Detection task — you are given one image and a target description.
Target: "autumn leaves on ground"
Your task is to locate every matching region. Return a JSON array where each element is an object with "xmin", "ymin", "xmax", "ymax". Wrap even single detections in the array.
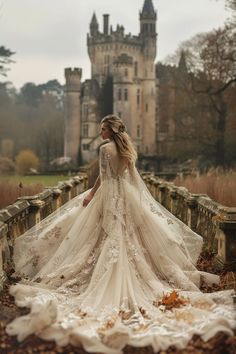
[{"xmin": 0, "ymin": 251, "xmax": 235, "ymax": 354}]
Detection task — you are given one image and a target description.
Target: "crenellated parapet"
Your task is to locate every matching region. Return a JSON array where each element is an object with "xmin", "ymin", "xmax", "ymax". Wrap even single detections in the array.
[{"xmin": 64, "ymin": 67, "xmax": 82, "ymax": 92}]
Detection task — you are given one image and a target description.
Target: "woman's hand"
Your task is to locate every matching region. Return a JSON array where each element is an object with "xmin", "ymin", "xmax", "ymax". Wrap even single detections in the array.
[{"xmin": 83, "ymin": 193, "xmax": 93, "ymax": 207}]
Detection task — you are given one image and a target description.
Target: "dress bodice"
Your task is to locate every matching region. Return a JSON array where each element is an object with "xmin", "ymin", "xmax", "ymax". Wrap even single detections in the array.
[{"xmin": 100, "ymin": 141, "xmax": 130, "ymax": 181}]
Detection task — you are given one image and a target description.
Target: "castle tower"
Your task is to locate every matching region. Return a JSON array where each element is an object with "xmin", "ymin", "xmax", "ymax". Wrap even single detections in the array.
[
  {"xmin": 139, "ymin": 0, "xmax": 157, "ymax": 154},
  {"xmin": 64, "ymin": 0, "xmax": 158, "ymax": 164},
  {"xmin": 64, "ymin": 68, "xmax": 82, "ymax": 163}
]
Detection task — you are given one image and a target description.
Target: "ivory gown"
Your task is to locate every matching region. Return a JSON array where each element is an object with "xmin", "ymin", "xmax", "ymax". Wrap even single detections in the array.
[{"xmin": 6, "ymin": 141, "xmax": 235, "ymax": 353}]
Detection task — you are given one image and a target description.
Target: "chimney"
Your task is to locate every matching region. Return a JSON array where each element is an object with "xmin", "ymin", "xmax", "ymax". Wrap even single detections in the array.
[{"xmin": 103, "ymin": 14, "xmax": 109, "ymax": 35}]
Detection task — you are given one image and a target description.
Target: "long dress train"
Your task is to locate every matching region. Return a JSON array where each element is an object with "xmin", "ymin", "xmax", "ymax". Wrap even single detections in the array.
[{"xmin": 6, "ymin": 141, "xmax": 235, "ymax": 353}]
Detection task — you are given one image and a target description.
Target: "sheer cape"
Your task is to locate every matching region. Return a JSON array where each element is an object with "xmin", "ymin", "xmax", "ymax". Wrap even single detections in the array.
[{"xmin": 6, "ymin": 141, "xmax": 235, "ymax": 353}]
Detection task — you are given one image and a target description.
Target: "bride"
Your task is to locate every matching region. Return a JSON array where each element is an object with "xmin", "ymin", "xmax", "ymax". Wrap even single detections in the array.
[{"xmin": 6, "ymin": 115, "xmax": 235, "ymax": 353}]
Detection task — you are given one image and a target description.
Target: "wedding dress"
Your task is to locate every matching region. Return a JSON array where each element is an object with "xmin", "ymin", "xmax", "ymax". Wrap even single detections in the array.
[{"xmin": 6, "ymin": 141, "xmax": 235, "ymax": 353}]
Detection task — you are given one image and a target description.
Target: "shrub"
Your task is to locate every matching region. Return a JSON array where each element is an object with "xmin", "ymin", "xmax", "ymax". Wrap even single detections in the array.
[{"xmin": 15, "ymin": 149, "xmax": 40, "ymax": 175}]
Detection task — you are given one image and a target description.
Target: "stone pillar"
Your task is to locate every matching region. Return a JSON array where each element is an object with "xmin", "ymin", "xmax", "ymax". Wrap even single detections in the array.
[
  {"xmin": 186, "ymin": 196, "xmax": 198, "ymax": 231},
  {"xmin": 214, "ymin": 208, "xmax": 236, "ymax": 270},
  {"xmin": 28, "ymin": 199, "xmax": 46, "ymax": 228},
  {"xmin": 0, "ymin": 222, "xmax": 9, "ymax": 290}
]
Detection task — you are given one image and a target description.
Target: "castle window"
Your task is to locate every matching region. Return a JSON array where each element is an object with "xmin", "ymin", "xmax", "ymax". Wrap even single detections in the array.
[
  {"xmin": 134, "ymin": 61, "xmax": 138, "ymax": 76},
  {"xmin": 118, "ymin": 88, "xmax": 122, "ymax": 101},
  {"xmin": 124, "ymin": 68, "xmax": 128, "ymax": 77},
  {"xmin": 145, "ymin": 146, "xmax": 149, "ymax": 154},
  {"xmin": 83, "ymin": 144, "xmax": 90, "ymax": 151},
  {"xmin": 83, "ymin": 104, "xmax": 89, "ymax": 120},
  {"xmin": 83, "ymin": 124, "xmax": 89, "ymax": 137},
  {"xmin": 124, "ymin": 88, "xmax": 128, "ymax": 101},
  {"xmin": 146, "ymin": 103, "xmax": 148, "ymax": 112},
  {"xmin": 137, "ymin": 89, "xmax": 140, "ymax": 106},
  {"xmin": 137, "ymin": 125, "xmax": 140, "ymax": 138},
  {"xmin": 118, "ymin": 112, "xmax": 122, "ymax": 118},
  {"xmin": 104, "ymin": 55, "xmax": 110, "ymax": 64}
]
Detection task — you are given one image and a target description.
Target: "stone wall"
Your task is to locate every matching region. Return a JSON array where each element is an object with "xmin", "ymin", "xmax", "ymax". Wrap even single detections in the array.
[
  {"xmin": 142, "ymin": 174, "xmax": 236, "ymax": 270},
  {"xmin": 0, "ymin": 174, "xmax": 88, "ymax": 290}
]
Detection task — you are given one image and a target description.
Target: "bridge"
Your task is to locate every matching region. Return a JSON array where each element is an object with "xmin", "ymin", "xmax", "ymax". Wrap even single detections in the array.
[{"xmin": 0, "ymin": 163, "xmax": 236, "ymax": 353}]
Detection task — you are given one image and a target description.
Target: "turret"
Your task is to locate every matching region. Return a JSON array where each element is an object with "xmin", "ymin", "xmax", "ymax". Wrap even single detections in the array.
[
  {"xmin": 90, "ymin": 12, "xmax": 99, "ymax": 36},
  {"xmin": 64, "ymin": 68, "xmax": 82, "ymax": 163},
  {"xmin": 64, "ymin": 67, "xmax": 82, "ymax": 91},
  {"xmin": 139, "ymin": 0, "xmax": 157, "ymax": 37},
  {"xmin": 139, "ymin": 0, "xmax": 157, "ymax": 60}
]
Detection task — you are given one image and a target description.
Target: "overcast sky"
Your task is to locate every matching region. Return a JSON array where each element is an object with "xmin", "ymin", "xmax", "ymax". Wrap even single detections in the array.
[{"xmin": 0, "ymin": 0, "xmax": 229, "ymax": 89}]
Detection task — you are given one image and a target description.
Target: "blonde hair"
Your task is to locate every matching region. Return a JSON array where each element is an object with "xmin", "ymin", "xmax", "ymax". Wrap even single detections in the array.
[{"xmin": 101, "ymin": 114, "xmax": 137, "ymax": 163}]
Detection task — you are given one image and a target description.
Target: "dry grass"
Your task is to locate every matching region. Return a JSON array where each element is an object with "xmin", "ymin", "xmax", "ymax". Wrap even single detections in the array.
[
  {"xmin": 0, "ymin": 181, "xmax": 43, "ymax": 209},
  {"xmin": 174, "ymin": 169, "xmax": 236, "ymax": 207},
  {"xmin": 0, "ymin": 175, "xmax": 71, "ymax": 210}
]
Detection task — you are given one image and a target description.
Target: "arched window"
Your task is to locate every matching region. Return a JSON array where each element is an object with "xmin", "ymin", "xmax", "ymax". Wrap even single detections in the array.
[
  {"xmin": 124, "ymin": 68, "xmax": 128, "ymax": 77},
  {"xmin": 124, "ymin": 88, "xmax": 128, "ymax": 101}
]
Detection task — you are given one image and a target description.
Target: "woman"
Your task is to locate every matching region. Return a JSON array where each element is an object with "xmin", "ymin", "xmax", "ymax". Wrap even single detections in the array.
[{"xmin": 6, "ymin": 115, "xmax": 235, "ymax": 353}]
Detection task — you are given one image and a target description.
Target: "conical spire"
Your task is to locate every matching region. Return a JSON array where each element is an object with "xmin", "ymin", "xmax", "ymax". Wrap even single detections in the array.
[
  {"xmin": 90, "ymin": 12, "xmax": 98, "ymax": 26},
  {"xmin": 141, "ymin": 0, "xmax": 155, "ymax": 16},
  {"xmin": 90, "ymin": 12, "xmax": 99, "ymax": 36}
]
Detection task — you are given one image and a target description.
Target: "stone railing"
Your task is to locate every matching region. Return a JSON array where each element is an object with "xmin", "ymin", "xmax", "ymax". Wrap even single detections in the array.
[
  {"xmin": 80, "ymin": 159, "xmax": 99, "ymax": 188},
  {"xmin": 142, "ymin": 174, "xmax": 236, "ymax": 270},
  {"xmin": 1, "ymin": 170, "xmax": 235, "ymax": 290},
  {"xmin": 0, "ymin": 174, "xmax": 88, "ymax": 290}
]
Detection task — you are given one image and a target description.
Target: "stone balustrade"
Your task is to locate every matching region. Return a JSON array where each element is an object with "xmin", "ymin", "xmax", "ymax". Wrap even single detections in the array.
[
  {"xmin": 142, "ymin": 174, "xmax": 236, "ymax": 270},
  {"xmin": 0, "ymin": 174, "xmax": 88, "ymax": 290},
  {"xmin": 1, "ymin": 170, "xmax": 235, "ymax": 291}
]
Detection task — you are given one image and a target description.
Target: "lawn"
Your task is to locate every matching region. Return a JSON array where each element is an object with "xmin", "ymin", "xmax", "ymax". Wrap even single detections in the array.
[{"xmin": 0, "ymin": 174, "xmax": 71, "ymax": 186}]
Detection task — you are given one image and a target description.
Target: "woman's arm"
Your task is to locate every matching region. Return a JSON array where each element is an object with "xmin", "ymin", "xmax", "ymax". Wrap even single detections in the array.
[{"xmin": 82, "ymin": 176, "xmax": 100, "ymax": 207}]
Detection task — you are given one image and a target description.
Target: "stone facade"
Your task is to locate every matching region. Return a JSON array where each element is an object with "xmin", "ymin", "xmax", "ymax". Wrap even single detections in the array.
[{"xmin": 64, "ymin": 0, "xmax": 158, "ymax": 164}]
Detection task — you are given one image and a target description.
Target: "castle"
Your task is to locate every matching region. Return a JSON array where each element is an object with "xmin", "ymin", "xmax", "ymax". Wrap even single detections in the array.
[{"xmin": 64, "ymin": 0, "xmax": 158, "ymax": 165}]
